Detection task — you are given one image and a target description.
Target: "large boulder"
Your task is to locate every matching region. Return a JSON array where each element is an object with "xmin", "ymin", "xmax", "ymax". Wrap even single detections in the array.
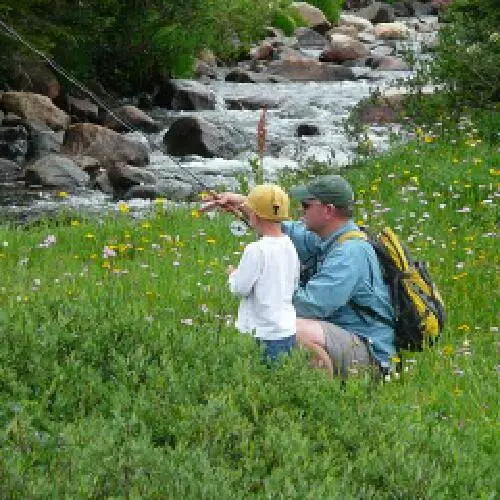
[
  {"xmin": 163, "ymin": 117, "xmax": 226, "ymax": 158},
  {"xmin": 289, "ymin": 2, "xmax": 331, "ymax": 32},
  {"xmin": 374, "ymin": 22, "xmax": 410, "ymax": 40},
  {"xmin": 250, "ymin": 41, "xmax": 274, "ymax": 61},
  {"xmin": 24, "ymin": 154, "xmax": 90, "ymax": 189},
  {"xmin": 61, "ymin": 123, "xmax": 149, "ymax": 169},
  {"xmin": 368, "ymin": 55, "xmax": 410, "ymax": 71},
  {"xmin": 356, "ymin": 2, "xmax": 395, "ymax": 24},
  {"xmin": 0, "ymin": 125, "xmax": 28, "ymax": 163},
  {"xmin": 27, "ymin": 121, "xmax": 64, "ymax": 158},
  {"xmin": 102, "ymin": 105, "xmax": 162, "ymax": 133},
  {"xmin": 107, "ymin": 163, "xmax": 157, "ymax": 194},
  {"xmin": 153, "ymin": 80, "xmax": 216, "ymax": 110},
  {"xmin": 267, "ymin": 50, "xmax": 356, "ymax": 81},
  {"xmin": 321, "ymin": 34, "xmax": 369, "ymax": 63},
  {"xmin": 0, "ymin": 92, "xmax": 70, "ymax": 131},
  {"xmin": 0, "ymin": 158, "xmax": 22, "ymax": 182}
]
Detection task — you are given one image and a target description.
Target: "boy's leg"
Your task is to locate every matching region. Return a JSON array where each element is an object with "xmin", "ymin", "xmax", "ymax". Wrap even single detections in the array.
[
  {"xmin": 258, "ymin": 335, "xmax": 296, "ymax": 364},
  {"xmin": 296, "ymin": 318, "xmax": 372, "ymax": 377}
]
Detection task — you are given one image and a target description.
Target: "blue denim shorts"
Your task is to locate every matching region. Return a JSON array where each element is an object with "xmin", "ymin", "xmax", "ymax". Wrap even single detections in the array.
[{"xmin": 257, "ymin": 335, "xmax": 296, "ymax": 364}]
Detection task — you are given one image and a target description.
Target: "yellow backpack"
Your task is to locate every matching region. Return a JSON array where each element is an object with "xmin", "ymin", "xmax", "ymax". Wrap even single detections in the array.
[{"xmin": 340, "ymin": 227, "xmax": 446, "ymax": 351}]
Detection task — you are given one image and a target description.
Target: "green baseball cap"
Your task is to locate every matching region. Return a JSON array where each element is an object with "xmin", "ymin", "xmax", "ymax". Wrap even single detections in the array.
[{"xmin": 290, "ymin": 175, "xmax": 354, "ymax": 207}]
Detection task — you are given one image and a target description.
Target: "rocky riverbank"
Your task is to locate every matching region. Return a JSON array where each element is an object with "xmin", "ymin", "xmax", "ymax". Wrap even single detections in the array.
[{"xmin": 0, "ymin": 1, "xmax": 443, "ymax": 221}]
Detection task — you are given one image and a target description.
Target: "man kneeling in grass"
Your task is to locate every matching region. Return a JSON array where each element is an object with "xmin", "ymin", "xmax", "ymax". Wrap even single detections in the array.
[
  {"xmin": 226, "ymin": 184, "xmax": 300, "ymax": 364},
  {"xmin": 204, "ymin": 175, "xmax": 396, "ymax": 377}
]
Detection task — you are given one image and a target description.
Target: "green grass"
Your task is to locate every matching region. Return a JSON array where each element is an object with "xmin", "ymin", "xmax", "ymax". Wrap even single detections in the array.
[{"xmin": 0, "ymin": 128, "xmax": 498, "ymax": 497}]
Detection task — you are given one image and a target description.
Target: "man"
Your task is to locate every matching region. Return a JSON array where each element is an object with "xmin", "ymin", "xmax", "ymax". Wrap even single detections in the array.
[{"xmin": 202, "ymin": 175, "xmax": 396, "ymax": 377}]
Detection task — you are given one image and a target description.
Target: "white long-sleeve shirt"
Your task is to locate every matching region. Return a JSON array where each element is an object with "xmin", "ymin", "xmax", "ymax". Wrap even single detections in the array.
[{"xmin": 228, "ymin": 235, "xmax": 300, "ymax": 340}]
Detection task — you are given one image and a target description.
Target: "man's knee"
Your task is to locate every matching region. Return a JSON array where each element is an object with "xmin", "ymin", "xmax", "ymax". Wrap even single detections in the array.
[{"xmin": 296, "ymin": 317, "xmax": 326, "ymax": 347}]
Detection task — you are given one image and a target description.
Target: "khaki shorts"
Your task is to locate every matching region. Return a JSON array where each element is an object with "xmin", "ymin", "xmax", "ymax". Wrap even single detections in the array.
[{"xmin": 319, "ymin": 321, "xmax": 377, "ymax": 378}]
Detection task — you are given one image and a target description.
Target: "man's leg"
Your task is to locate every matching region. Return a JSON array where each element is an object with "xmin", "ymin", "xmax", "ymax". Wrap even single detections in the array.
[
  {"xmin": 296, "ymin": 317, "xmax": 373, "ymax": 377},
  {"xmin": 296, "ymin": 318, "xmax": 334, "ymax": 376}
]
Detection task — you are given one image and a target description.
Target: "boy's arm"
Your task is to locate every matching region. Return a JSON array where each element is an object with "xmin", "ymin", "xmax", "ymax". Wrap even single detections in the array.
[{"xmin": 228, "ymin": 244, "xmax": 262, "ymax": 297}]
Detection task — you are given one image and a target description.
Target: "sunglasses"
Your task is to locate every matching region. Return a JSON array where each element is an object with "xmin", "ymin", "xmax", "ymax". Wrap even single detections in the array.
[{"xmin": 301, "ymin": 199, "xmax": 323, "ymax": 210}]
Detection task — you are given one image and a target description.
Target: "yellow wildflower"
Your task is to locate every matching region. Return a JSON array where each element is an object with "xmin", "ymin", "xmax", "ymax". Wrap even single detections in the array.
[
  {"xmin": 118, "ymin": 202, "xmax": 129, "ymax": 214},
  {"xmin": 457, "ymin": 324, "xmax": 470, "ymax": 332},
  {"xmin": 57, "ymin": 191, "xmax": 68, "ymax": 198},
  {"xmin": 71, "ymin": 220, "xmax": 80, "ymax": 226},
  {"xmin": 489, "ymin": 168, "xmax": 499, "ymax": 176},
  {"xmin": 85, "ymin": 233, "xmax": 95, "ymax": 239},
  {"xmin": 102, "ymin": 261, "xmax": 111, "ymax": 269},
  {"xmin": 141, "ymin": 222, "xmax": 151, "ymax": 229},
  {"xmin": 191, "ymin": 209, "xmax": 201, "ymax": 218},
  {"xmin": 423, "ymin": 136, "xmax": 433, "ymax": 143},
  {"xmin": 442, "ymin": 345, "xmax": 454, "ymax": 357}
]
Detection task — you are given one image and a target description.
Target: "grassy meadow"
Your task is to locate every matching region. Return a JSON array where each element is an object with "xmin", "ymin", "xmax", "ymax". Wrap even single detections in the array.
[{"xmin": 0, "ymin": 124, "xmax": 498, "ymax": 497}]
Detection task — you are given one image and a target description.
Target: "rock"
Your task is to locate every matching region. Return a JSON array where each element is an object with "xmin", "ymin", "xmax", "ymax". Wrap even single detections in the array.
[
  {"xmin": 0, "ymin": 92, "xmax": 70, "ymax": 131},
  {"xmin": 357, "ymin": 31, "xmax": 377, "ymax": 44},
  {"xmin": 296, "ymin": 123, "xmax": 320, "ymax": 136},
  {"xmin": 358, "ymin": 104, "xmax": 400, "ymax": 123},
  {"xmin": 156, "ymin": 178, "xmax": 195, "ymax": 201},
  {"xmin": 66, "ymin": 96, "xmax": 99, "ymax": 123},
  {"xmin": 137, "ymin": 93, "xmax": 154, "ymax": 110},
  {"xmin": 102, "ymin": 105, "xmax": 162, "ymax": 133},
  {"xmin": 321, "ymin": 34, "xmax": 369, "ymax": 63},
  {"xmin": 107, "ymin": 163, "xmax": 157, "ymax": 193},
  {"xmin": 356, "ymin": 2, "xmax": 395, "ymax": 24},
  {"xmin": 374, "ymin": 22, "xmax": 410, "ymax": 40},
  {"xmin": 92, "ymin": 171, "xmax": 114, "ymax": 195},
  {"xmin": 198, "ymin": 48, "xmax": 217, "ymax": 66},
  {"xmin": 339, "ymin": 14, "xmax": 374, "ymax": 32},
  {"xmin": 250, "ymin": 42, "xmax": 274, "ymax": 60},
  {"xmin": 267, "ymin": 51, "xmax": 356, "ymax": 81},
  {"xmin": 163, "ymin": 117, "xmax": 225, "ymax": 158},
  {"xmin": 329, "ymin": 25, "xmax": 360, "ymax": 38},
  {"xmin": 0, "ymin": 125, "xmax": 28, "ymax": 163},
  {"xmin": 294, "ymin": 27, "xmax": 327, "ymax": 48},
  {"xmin": 194, "ymin": 61, "xmax": 218, "ymax": 80},
  {"xmin": 27, "ymin": 121, "xmax": 64, "ymax": 158},
  {"xmin": 24, "ymin": 154, "xmax": 90, "ymax": 188},
  {"xmin": 61, "ymin": 123, "xmax": 149, "ymax": 169},
  {"xmin": 71, "ymin": 155, "xmax": 101, "ymax": 177},
  {"xmin": 153, "ymin": 80, "xmax": 216, "ymax": 110},
  {"xmin": 225, "ymin": 97, "xmax": 280, "ymax": 110},
  {"xmin": 123, "ymin": 184, "xmax": 161, "ymax": 200},
  {"xmin": 393, "ymin": 1, "xmax": 414, "ymax": 17},
  {"xmin": 225, "ymin": 69, "xmax": 262, "ymax": 83},
  {"xmin": 0, "ymin": 158, "xmax": 22, "ymax": 182},
  {"xmin": 368, "ymin": 55, "xmax": 410, "ymax": 71},
  {"xmin": 289, "ymin": 2, "xmax": 331, "ymax": 32},
  {"xmin": 266, "ymin": 27, "xmax": 285, "ymax": 38},
  {"xmin": 10, "ymin": 60, "xmax": 60, "ymax": 99}
]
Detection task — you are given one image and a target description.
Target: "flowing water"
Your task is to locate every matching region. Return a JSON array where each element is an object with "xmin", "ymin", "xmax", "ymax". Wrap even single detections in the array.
[{"xmin": 0, "ymin": 17, "xmax": 437, "ymax": 223}]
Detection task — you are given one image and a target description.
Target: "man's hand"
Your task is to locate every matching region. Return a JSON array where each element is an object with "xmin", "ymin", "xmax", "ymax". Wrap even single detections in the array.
[{"xmin": 200, "ymin": 192, "xmax": 247, "ymax": 214}]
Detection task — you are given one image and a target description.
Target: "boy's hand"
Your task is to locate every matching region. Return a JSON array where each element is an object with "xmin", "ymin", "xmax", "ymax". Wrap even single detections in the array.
[
  {"xmin": 200, "ymin": 192, "xmax": 247, "ymax": 213},
  {"xmin": 226, "ymin": 264, "xmax": 236, "ymax": 275}
]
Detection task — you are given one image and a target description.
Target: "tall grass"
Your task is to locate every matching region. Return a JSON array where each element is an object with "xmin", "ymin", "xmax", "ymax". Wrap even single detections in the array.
[{"xmin": 0, "ymin": 126, "xmax": 498, "ymax": 496}]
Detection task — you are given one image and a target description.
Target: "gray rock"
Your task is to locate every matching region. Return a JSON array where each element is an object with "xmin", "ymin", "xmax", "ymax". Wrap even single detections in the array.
[
  {"xmin": 163, "ymin": 117, "xmax": 226, "ymax": 158},
  {"xmin": 28, "ymin": 121, "xmax": 64, "ymax": 158},
  {"xmin": 0, "ymin": 125, "xmax": 28, "ymax": 163},
  {"xmin": 107, "ymin": 163, "xmax": 157, "ymax": 192},
  {"xmin": 154, "ymin": 80, "xmax": 216, "ymax": 110},
  {"xmin": 24, "ymin": 154, "xmax": 90, "ymax": 188},
  {"xmin": 156, "ymin": 179, "xmax": 195, "ymax": 201},
  {"xmin": 123, "ymin": 184, "xmax": 161, "ymax": 200},
  {"xmin": 66, "ymin": 96, "xmax": 99, "ymax": 123},
  {"xmin": 294, "ymin": 27, "xmax": 327, "ymax": 48},
  {"xmin": 0, "ymin": 158, "xmax": 22, "ymax": 181},
  {"xmin": 92, "ymin": 171, "xmax": 114, "ymax": 195},
  {"xmin": 296, "ymin": 123, "xmax": 320, "ymax": 136},
  {"xmin": 356, "ymin": 2, "xmax": 395, "ymax": 24}
]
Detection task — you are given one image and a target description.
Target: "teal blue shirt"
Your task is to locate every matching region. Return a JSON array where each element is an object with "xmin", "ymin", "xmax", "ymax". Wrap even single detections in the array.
[{"xmin": 282, "ymin": 220, "xmax": 396, "ymax": 367}]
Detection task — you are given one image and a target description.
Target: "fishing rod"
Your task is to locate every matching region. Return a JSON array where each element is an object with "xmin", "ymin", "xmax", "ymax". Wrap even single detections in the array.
[{"xmin": 0, "ymin": 17, "xmax": 217, "ymax": 196}]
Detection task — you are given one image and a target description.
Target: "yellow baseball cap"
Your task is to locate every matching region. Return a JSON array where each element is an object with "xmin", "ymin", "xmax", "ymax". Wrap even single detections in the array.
[{"xmin": 245, "ymin": 184, "xmax": 289, "ymax": 221}]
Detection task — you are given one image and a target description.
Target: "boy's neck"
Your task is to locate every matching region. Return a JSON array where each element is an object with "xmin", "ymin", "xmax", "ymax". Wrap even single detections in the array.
[{"xmin": 258, "ymin": 220, "xmax": 284, "ymax": 237}]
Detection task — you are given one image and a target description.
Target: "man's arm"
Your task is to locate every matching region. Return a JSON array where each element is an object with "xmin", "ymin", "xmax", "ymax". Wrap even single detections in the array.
[
  {"xmin": 293, "ymin": 245, "xmax": 360, "ymax": 319},
  {"xmin": 281, "ymin": 221, "xmax": 321, "ymax": 264}
]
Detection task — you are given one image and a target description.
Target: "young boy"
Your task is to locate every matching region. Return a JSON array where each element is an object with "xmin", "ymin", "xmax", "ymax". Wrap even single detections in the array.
[{"xmin": 226, "ymin": 184, "xmax": 300, "ymax": 363}]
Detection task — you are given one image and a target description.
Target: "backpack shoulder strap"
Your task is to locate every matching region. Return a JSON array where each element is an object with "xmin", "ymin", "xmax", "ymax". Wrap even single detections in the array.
[{"xmin": 336, "ymin": 230, "xmax": 368, "ymax": 245}]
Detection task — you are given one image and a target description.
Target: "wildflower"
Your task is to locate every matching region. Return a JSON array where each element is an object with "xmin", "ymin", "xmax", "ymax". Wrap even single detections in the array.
[
  {"xmin": 102, "ymin": 261, "xmax": 111, "ymax": 269},
  {"xmin": 118, "ymin": 202, "xmax": 129, "ymax": 214},
  {"xmin": 85, "ymin": 233, "xmax": 95, "ymax": 239},
  {"xmin": 173, "ymin": 261, "xmax": 180, "ymax": 266},
  {"xmin": 191, "ymin": 209, "xmax": 201, "ymax": 218},
  {"xmin": 2, "ymin": 241, "xmax": 7, "ymax": 247},
  {"xmin": 200, "ymin": 304, "xmax": 209, "ymax": 313},
  {"xmin": 457, "ymin": 324, "xmax": 470, "ymax": 332},
  {"xmin": 423, "ymin": 136, "xmax": 433, "ymax": 143},
  {"xmin": 490, "ymin": 32, "xmax": 500, "ymax": 42},
  {"xmin": 442, "ymin": 345, "xmax": 454, "ymax": 357},
  {"xmin": 180, "ymin": 318, "xmax": 193, "ymax": 326},
  {"xmin": 154, "ymin": 197, "xmax": 165, "ymax": 205},
  {"xmin": 57, "ymin": 191, "xmax": 68, "ymax": 198},
  {"xmin": 71, "ymin": 220, "xmax": 80, "ymax": 226},
  {"xmin": 141, "ymin": 222, "xmax": 151, "ymax": 229},
  {"xmin": 391, "ymin": 355, "xmax": 401, "ymax": 364},
  {"xmin": 206, "ymin": 238, "xmax": 216, "ymax": 244},
  {"xmin": 103, "ymin": 246, "xmax": 116, "ymax": 259}
]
